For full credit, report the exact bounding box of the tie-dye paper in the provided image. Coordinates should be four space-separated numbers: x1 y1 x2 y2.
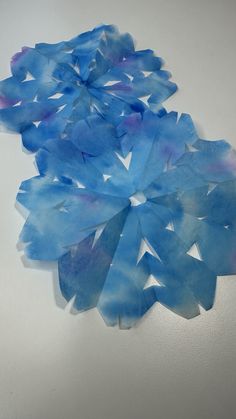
1 25 236 328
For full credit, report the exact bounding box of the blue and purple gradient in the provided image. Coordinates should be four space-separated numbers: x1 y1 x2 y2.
0 24 176 151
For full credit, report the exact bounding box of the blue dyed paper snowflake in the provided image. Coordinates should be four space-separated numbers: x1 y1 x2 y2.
1 25 236 328
0 24 176 151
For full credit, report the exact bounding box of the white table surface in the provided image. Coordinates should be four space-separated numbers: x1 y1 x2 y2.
0 1 236 418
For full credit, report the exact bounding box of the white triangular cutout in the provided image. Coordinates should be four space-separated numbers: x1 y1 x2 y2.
70 63 80 75
140 94 151 106
34 120 41 128
48 92 64 100
163 157 172 172
176 112 181 123
129 191 146 207
65 48 74 54
103 174 111 182
187 243 202 260
104 80 120 87
166 221 174 231
115 151 132 170
65 295 76 313
142 71 152 78
124 73 134 81
137 238 162 264
92 223 107 248
59 206 69 213
185 143 198 152
76 180 85 189
207 182 217 195
13 101 21 107
56 104 66 113
144 274 161 289
23 72 35 82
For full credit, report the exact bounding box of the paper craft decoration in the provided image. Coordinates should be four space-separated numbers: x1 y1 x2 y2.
1 24 236 328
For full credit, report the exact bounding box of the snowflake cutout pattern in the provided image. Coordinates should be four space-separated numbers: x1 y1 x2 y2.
17 111 236 328
0 24 176 152
1 25 236 328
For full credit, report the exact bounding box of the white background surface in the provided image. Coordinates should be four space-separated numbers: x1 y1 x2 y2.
0 1 236 418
